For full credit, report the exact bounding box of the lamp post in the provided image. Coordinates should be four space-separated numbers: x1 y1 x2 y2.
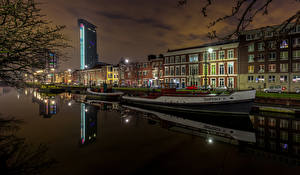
84 65 88 86
205 48 213 90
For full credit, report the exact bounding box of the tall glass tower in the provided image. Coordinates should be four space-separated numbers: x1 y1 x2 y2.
78 19 98 70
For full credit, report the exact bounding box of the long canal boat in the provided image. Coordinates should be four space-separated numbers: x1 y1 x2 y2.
122 89 256 115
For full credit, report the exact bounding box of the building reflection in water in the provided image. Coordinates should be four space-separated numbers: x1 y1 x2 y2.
32 91 58 118
249 112 300 163
122 105 300 165
80 103 98 146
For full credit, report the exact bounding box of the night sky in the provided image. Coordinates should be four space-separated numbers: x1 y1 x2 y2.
38 0 299 70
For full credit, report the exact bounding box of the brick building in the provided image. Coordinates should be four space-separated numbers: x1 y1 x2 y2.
164 40 239 89
238 24 300 92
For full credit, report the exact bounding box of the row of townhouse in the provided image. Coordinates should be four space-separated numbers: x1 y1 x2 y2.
71 23 300 92
163 40 238 89
118 57 164 87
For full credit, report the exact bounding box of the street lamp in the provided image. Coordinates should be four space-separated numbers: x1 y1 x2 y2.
68 69 71 72
125 59 129 64
204 48 213 90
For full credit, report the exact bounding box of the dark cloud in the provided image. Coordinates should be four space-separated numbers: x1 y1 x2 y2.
98 11 173 30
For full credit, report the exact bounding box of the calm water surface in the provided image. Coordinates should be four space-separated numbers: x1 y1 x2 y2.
0 87 300 175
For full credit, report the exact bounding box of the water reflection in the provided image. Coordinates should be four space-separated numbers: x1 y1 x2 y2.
80 103 98 146
32 91 58 118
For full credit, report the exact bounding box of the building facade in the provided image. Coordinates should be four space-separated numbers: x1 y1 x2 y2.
239 25 300 92
78 19 98 70
164 41 239 89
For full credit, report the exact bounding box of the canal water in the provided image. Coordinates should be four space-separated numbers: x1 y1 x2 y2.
0 87 300 175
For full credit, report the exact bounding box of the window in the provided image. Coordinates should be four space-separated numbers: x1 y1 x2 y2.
170 66 174 75
268 75 275 82
170 56 174 63
257 75 264 82
219 63 225 75
293 134 300 143
219 51 225 59
143 63 147 68
280 63 288 72
269 118 276 127
228 77 234 88
257 42 265 51
210 52 216 60
246 34 255 40
165 67 169 76
248 65 254 73
143 71 148 76
280 119 289 129
189 64 198 75
280 75 288 83
280 40 289 48
165 78 169 83
219 78 225 87
248 54 255 62
280 51 289 60
211 64 216 75
258 64 265 73
175 66 180 75
280 131 289 141
228 62 234 74
181 55 186 62
189 54 198 62
268 52 276 61
175 56 180 63
265 31 273 37
211 78 216 87
292 63 300 72
203 64 208 75
293 75 300 82
258 117 265 125
227 50 234 59
268 64 276 72
268 41 276 50
248 43 254 52
293 38 300 47
257 54 264 62
293 50 300 60
181 66 186 75
292 121 300 130
248 76 254 82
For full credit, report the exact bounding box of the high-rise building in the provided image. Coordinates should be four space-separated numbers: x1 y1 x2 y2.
78 19 98 70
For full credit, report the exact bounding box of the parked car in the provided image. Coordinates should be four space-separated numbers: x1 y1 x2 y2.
186 85 197 90
264 86 283 93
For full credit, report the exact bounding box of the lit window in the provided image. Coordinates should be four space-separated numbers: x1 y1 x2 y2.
248 65 254 73
268 64 276 72
258 65 265 73
280 75 288 83
292 63 300 72
280 51 289 60
227 62 234 74
210 52 216 60
219 51 225 59
280 63 288 72
248 43 254 52
189 54 198 62
211 64 216 75
248 54 255 62
293 50 300 60
227 50 234 59
280 40 289 48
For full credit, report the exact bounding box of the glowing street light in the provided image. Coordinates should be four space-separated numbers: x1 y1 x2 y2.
68 69 72 72
208 48 213 53
125 59 129 64
85 65 88 69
